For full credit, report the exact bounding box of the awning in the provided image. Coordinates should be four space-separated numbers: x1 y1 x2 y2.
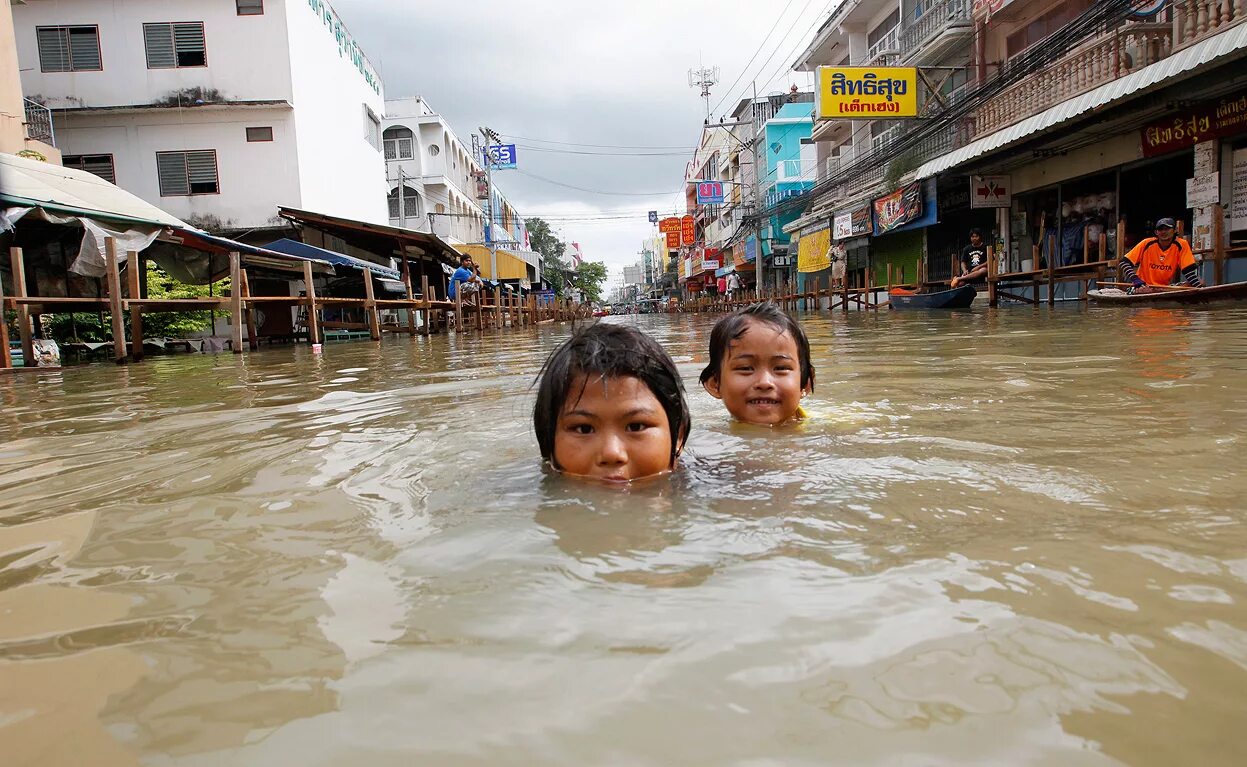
715 264 735 277
459 244 532 281
278 206 461 266
263 238 401 280
915 22 1247 181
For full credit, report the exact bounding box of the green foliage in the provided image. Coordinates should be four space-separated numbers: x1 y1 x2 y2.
527 217 572 296
572 261 608 303
884 152 921 190
40 263 227 343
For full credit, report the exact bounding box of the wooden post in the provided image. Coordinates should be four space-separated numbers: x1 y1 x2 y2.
1046 234 1056 306
239 269 259 350
126 250 144 361
362 268 381 341
302 260 320 345
0 268 11 369
494 287 502 329
229 251 243 354
420 274 431 336
9 247 34 365
1083 225 1090 265
841 267 850 314
402 258 417 335
104 239 127 364
1212 202 1225 285
454 283 464 331
987 246 998 307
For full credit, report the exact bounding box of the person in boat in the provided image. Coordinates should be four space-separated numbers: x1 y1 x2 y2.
1119 218 1204 293
448 254 483 305
950 228 988 289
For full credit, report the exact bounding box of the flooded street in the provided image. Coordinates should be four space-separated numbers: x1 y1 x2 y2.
2 307 1246 766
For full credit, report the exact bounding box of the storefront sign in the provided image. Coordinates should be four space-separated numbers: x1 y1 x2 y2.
702 248 720 272
659 217 681 234
681 215 696 246
745 236 759 263
696 181 725 205
833 212 852 240
665 231 680 248
796 220 832 274
873 182 923 235
773 255 793 268
1141 91 1247 157
1232 147 1247 231
484 144 518 170
816 67 919 120
1186 172 1220 207
970 175 1012 208
832 204 872 240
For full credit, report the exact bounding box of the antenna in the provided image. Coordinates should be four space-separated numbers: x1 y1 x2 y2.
688 66 720 121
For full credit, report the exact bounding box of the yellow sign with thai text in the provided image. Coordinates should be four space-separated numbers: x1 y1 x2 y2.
817 66 919 120
797 222 832 274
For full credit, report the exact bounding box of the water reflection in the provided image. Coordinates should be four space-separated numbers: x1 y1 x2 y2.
1 307 1246 765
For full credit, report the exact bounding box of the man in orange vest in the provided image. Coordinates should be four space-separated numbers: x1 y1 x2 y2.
1118 217 1203 293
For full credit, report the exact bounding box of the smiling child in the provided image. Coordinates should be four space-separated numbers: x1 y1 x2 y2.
699 303 815 426
534 324 690 482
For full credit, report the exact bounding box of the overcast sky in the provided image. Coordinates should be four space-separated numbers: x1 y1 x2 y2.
335 0 831 288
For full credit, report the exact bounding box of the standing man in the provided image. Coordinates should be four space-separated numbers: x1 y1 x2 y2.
1119 217 1203 292
951 228 988 288
448 254 483 305
726 270 742 300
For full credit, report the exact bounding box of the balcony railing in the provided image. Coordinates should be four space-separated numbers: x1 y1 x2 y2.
870 124 903 152
864 26 900 66
23 98 54 146
901 0 971 52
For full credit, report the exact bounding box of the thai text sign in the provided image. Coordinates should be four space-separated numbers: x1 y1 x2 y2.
665 231 680 248
797 220 832 274
873 182 924 235
817 67 918 120
659 217 681 234
702 248 720 272
681 215 696 246
696 181 725 205
1141 91 1247 157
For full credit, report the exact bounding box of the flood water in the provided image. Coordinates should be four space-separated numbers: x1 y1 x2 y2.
2 306 1246 766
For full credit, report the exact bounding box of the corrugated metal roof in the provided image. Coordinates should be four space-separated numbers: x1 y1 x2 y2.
915 22 1247 180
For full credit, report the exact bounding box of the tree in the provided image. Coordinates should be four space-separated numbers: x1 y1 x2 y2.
572 261 608 303
526 217 572 296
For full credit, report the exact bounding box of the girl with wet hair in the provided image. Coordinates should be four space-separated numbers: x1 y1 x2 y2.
699 303 815 426
534 323 690 482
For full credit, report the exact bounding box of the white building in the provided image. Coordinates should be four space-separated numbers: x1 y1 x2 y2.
12 0 389 233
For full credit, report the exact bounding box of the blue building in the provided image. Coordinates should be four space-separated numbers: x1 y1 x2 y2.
759 101 815 289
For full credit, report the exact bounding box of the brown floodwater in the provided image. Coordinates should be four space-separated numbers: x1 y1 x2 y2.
1 305 1246 766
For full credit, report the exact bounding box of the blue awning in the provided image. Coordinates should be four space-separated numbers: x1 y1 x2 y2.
263 238 401 280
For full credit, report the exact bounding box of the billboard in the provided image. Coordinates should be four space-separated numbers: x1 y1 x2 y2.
659 217 682 234
817 67 919 120
681 215 696 246
484 144 517 169
696 181 726 205
873 182 924 234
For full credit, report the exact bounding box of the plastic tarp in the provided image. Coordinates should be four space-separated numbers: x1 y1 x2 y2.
2 205 164 277
263 238 401 281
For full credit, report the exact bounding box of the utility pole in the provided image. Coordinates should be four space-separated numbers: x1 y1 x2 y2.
752 81 763 293
478 126 499 282
397 166 406 229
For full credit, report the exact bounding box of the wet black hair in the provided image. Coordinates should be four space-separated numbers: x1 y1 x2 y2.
533 323 690 469
459 254 472 265
698 302 814 391
969 228 985 240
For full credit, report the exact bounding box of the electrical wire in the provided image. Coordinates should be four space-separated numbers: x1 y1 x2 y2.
499 134 692 150
708 0 804 117
511 143 693 157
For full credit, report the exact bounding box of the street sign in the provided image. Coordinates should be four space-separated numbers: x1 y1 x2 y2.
648 211 658 223
680 215 696 246
970 175 1011 208
696 181 725 205
484 144 518 169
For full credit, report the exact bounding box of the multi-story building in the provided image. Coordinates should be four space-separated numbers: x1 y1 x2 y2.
785 0 1247 295
1 2 59 162
12 0 388 235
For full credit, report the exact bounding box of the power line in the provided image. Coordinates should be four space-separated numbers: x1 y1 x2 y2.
500 133 692 150
708 0 804 117
512 143 692 157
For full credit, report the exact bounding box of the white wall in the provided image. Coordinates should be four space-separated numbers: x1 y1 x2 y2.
284 0 387 224
56 107 301 228
14 0 294 109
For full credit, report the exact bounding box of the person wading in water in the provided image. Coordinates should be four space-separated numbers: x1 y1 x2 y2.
1119 217 1204 293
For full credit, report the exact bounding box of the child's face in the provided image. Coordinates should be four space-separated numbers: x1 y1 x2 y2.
703 318 809 426
553 374 675 482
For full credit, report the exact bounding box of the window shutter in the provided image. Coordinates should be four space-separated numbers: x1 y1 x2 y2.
186 151 218 192
144 24 175 68
405 194 420 218
384 140 397 161
157 153 190 196
388 194 400 219
68 27 101 70
173 23 206 66
37 28 70 71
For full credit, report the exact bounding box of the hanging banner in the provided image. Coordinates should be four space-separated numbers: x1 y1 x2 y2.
796 220 832 273
659 217 681 234
680 215 696 246
816 66 919 120
833 203 874 240
873 182 924 235
696 181 725 205
1140 91 1247 157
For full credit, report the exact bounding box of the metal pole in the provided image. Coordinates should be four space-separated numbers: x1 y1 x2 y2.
481 126 498 282
397 166 406 229
752 81 762 295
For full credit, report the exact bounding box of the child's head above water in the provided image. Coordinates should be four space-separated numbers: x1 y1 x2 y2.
699 303 815 426
534 323 690 482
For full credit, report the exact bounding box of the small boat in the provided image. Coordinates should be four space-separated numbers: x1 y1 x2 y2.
1087 281 1247 306
888 284 977 310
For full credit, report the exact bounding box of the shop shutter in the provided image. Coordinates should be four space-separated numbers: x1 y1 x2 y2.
157 152 190 196
68 27 101 70
186 150 219 193
144 24 176 68
36 27 70 72
173 23 206 67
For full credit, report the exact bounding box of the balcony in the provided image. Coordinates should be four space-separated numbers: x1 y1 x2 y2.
870 124 903 152
775 158 813 183
864 26 901 66
24 99 55 146
900 0 973 66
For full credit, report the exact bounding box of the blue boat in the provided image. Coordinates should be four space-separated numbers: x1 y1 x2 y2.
889 285 977 309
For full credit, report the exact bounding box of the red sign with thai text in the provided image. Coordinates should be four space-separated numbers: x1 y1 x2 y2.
681 215 696 246
659 217 681 234
1141 91 1247 158
665 231 680 248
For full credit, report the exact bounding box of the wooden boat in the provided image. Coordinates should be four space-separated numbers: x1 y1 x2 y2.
1087 281 1247 306
888 284 977 309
